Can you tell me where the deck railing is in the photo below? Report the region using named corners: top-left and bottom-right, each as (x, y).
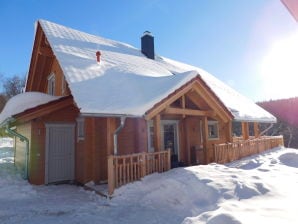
top-left (214, 136), bottom-right (284, 164)
top-left (108, 150), bottom-right (171, 195)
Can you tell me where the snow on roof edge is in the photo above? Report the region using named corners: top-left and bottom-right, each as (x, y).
top-left (0, 92), bottom-right (61, 126)
top-left (37, 19), bottom-right (277, 123)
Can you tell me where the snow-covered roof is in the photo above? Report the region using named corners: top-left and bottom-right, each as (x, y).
top-left (37, 19), bottom-right (275, 122)
top-left (0, 92), bottom-right (61, 125)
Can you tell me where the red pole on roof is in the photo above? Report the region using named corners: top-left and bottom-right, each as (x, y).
top-left (96, 51), bottom-right (101, 62)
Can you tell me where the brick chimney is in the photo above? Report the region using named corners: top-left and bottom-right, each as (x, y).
top-left (141, 31), bottom-right (155, 60)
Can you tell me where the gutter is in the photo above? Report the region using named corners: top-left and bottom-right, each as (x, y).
top-left (81, 112), bottom-right (141, 118)
top-left (113, 116), bottom-right (126, 155)
top-left (4, 119), bottom-right (30, 180)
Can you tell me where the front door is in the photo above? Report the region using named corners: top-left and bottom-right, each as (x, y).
top-left (45, 124), bottom-right (75, 184)
top-left (161, 121), bottom-right (179, 167)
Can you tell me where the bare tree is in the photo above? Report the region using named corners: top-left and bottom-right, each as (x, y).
top-left (0, 94), bottom-right (6, 112)
top-left (2, 75), bottom-right (25, 99)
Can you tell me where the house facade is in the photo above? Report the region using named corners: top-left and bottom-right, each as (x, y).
top-left (0, 20), bottom-right (278, 188)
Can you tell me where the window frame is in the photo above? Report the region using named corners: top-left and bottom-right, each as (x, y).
top-left (147, 120), bottom-right (155, 153)
top-left (76, 117), bottom-right (85, 141)
top-left (47, 73), bottom-right (55, 95)
top-left (208, 120), bottom-right (219, 140)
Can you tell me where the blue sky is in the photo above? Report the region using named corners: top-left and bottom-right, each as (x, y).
top-left (0, 0), bottom-right (297, 101)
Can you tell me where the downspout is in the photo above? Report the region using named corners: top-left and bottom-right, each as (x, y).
top-left (5, 121), bottom-right (30, 180)
top-left (259, 123), bottom-right (274, 137)
top-left (113, 116), bottom-right (126, 155)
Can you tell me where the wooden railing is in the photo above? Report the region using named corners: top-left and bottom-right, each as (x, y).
top-left (108, 150), bottom-right (171, 195)
top-left (214, 136), bottom-right (284, 164)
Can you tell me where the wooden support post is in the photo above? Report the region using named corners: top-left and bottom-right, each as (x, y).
top-left (241, 122), bottom-right (249, 140)
top-left (184, 118), bottom-right (190, 165)
top-left (254, 122), bottom-right (260, 138)
top-left (153, 114), bottom-right (161, 151)
top-left (182, 95), bottom-right (186, 118)
top-left (108, 155), bottom-right (115, 196)
top-left (202, 116), bottom-right (209, 164)
top-left (226, 121), bottom-right (233, 143)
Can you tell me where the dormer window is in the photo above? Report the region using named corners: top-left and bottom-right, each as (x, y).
top-left (47, 73), bottom-right (55, 95)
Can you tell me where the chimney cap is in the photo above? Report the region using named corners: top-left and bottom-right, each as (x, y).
top-left (142, 31), bottom-right (153, 37)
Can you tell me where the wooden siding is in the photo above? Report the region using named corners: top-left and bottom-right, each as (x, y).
top-left (30, 120), bottom-right (46, 184)
top-left (47, 59), bottom-right (71, 96)
top-left (181, 117), bottom-right (202, 165)
top-left (15, 123), bottom-right (31, 175)
top-left (76, 117), bottom-right (148, 185)
top-left (26, 22), bottom-right (70, 96)
top-left (118, 118), bottom-right (148, 155)
top-left (205, 120), bottom-right (231, 163)
top-left (19, 105), bottom-right (79, 185)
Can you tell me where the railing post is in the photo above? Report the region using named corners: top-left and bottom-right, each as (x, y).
top-left (167, 149), bottom-right (171, 170)
top-left (141, 153), bottom-right (146, 177)
top-left (108, 155), bottom-right (115, 196)
top-left (281, 136), bottom-right (284, 146)
top-left (214, 145), bottom-right (218, 163)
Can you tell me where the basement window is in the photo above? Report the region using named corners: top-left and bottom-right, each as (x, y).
top-left (47, 73), bottom-right (55, 95)
top-left (208, 120), bottom-right (219, 139)
top-left (77, 117), bottom-right (85, 141)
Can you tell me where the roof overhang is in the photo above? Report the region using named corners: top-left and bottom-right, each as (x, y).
top-left (13, 95), bottom-right (76, 123)
top-left (144, 75), bottom-right (233, 122)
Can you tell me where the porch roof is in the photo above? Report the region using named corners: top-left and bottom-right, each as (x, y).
top-left (31, 20), bottom-right (276, 123)
top-left (0, 92), bottom-right (61, 126)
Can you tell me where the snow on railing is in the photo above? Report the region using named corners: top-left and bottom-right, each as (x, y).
top-left (108, 150), bottom-right (171, 195)
top-left (214, 136), bottom-right (284, 164)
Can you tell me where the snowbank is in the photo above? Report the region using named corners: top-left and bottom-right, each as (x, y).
top-left (0, 145), bottom-right (297, 223)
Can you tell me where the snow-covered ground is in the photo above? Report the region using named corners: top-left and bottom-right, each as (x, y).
top-left (0, 138), bottom-right (297, 224)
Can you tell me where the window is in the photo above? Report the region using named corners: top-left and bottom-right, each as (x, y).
top-left (208, 120), bottom-right (219, 139)
top-left (147, 121), bottom-right (155, 152)
top-left (77, 117), bottom-right (85, 140)
top-left (47, 73), bottom-right (55, 95)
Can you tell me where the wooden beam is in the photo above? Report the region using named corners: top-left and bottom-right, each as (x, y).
top-left (254, 122), bottom-right (260, 138)
top-left (241, 122), bottom-right (249, 140)
top-left (186, 91), bottom-right (208, 110)
top-left (145, 84), bottom-right (194, 120)
top-left (226, 121), bottom-right (233, 142)
top-left (192, 83), bottom-right (231, 123)
top-left (26, 24), bottom-right (44, 91)
top-left (181, 95), bottom-right (186, 118)
top-left (164, 107), bottom-right (215, 117)
top-left (202, 116), bottom-right (209, 164)
top-left (153, 114), bottom-right (161, 151)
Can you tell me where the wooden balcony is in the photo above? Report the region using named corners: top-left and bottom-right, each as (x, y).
top-left (214, 136), bottom-right (284, 164)
top-left (108, 150), bottom-right (171, 195)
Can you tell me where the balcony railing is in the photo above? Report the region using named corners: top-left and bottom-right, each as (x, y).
top-left (108, 150), bottom-right (170, 195)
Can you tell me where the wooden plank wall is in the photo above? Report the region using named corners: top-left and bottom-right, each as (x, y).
top-left (28, 105), bottom-right (78, 185)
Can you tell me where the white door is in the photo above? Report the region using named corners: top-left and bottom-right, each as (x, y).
top-left (45, 124), bottom-right (75, 184)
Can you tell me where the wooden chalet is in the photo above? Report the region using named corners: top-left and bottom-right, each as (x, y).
top-left (0, 20), bottom-right (283, 195)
